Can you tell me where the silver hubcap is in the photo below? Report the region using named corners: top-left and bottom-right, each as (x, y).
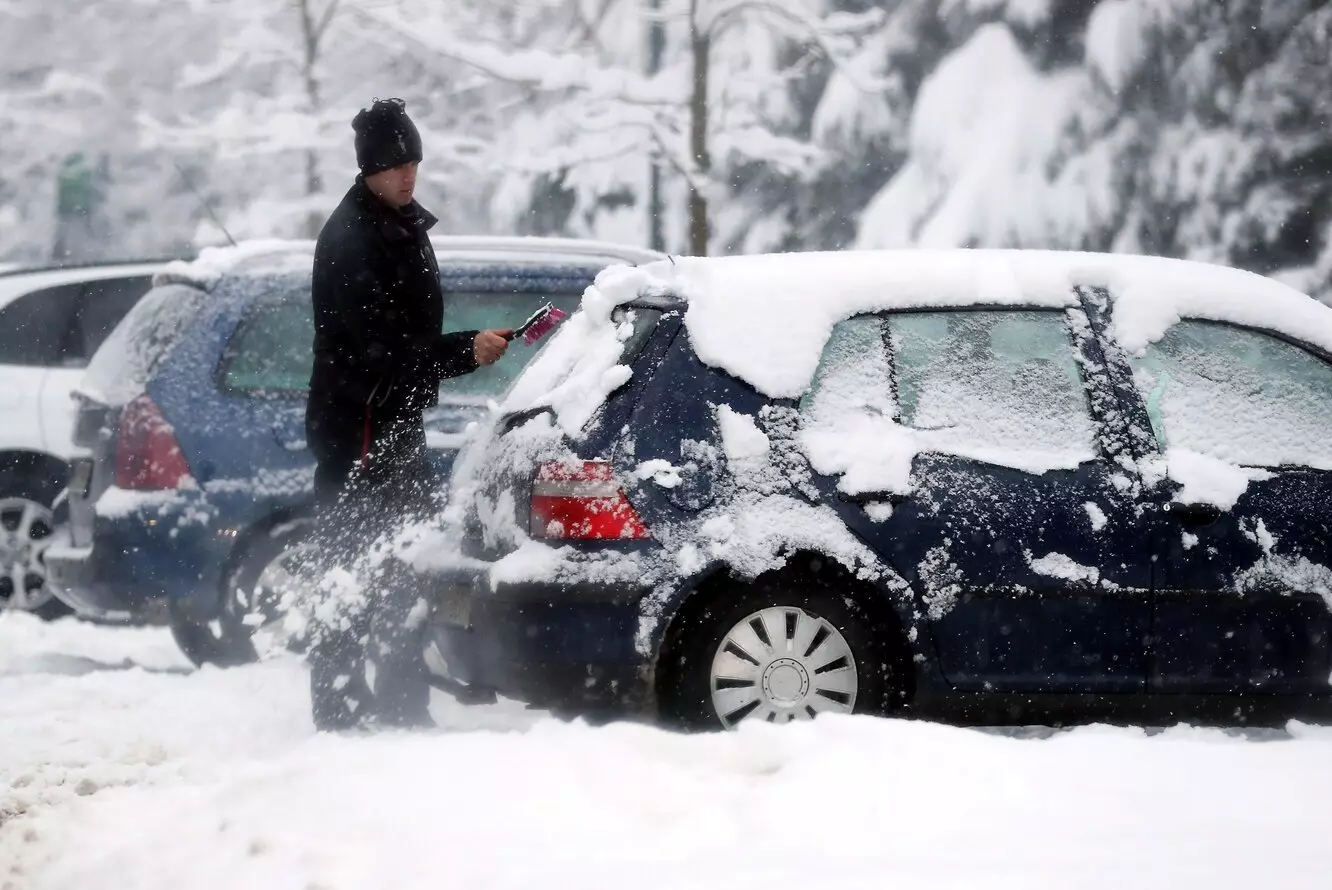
top-left (710, 605), bottom-right (858, 728)
top-left (238, 542), bottom-right (316, 655)
top-left (0, 497), bottom-right (56, 612)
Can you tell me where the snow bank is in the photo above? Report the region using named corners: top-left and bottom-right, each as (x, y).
top-left (8, 593), bottom-right (1332, 890)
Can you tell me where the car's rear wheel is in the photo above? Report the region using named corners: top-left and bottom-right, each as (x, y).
top-left (0, 472), bottom-right (72, 621)
top-left (169, 519), bottom-right (315, 667)
top-left (658, 575), bottom-right (902, 731)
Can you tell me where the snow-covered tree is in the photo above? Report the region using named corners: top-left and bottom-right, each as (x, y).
top-left (362, 0), bottom-right (881, 255)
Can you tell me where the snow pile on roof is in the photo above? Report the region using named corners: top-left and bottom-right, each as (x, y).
top-left (155, 238), bottom-right (314, 290)
top-left (593, 248), bottom-right (1319, 401)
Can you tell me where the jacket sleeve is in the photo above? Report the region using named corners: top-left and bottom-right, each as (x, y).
top-left (325, 240), bottom-right (475, 390)
top-left (437, 330), bottom-right (480, 380)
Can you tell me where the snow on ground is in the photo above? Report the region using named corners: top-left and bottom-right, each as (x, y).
top-left (5, 612), bottom-right (1332, 890)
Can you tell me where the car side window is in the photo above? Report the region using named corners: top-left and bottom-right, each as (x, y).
top-left (0, 283), bottom-right (83, 367)
top-left (1128, 320), bottom-right (1332, 468)
top-left (73, 276), bottom-right (153, 363)
top-left (799, 314), bottom-right (896, 425)
top-left (887, 310), bottom-right (1097, 462)
top-left (222, 301), bottom-right (314, 393)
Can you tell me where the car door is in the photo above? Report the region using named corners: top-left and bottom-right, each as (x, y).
top-left (217, 295), bottom-right (316, 476)
top-left (0, 283), bottom-right (82, 458)
top-left (1123, 318), bottom-right (1332, 694)
top-left (801, 304), bottom-right (1153, 693)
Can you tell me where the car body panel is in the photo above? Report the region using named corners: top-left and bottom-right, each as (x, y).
top-left (48, 243), bottom-right (664, 623)
top-left (426, 256), bottom-right (1332, 723)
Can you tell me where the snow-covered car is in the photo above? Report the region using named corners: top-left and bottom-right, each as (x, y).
top-left (44, 237), bottom-right (664, 666)
top-left (0, 260), bottom-right (166, 618)
top-left (419, 249), bottom-right (1332, 728)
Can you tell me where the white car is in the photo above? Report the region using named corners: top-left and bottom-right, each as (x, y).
top-left (0, 261), bottom-right (166, 617)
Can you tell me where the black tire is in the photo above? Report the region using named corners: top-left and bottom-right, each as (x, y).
top-left (169, 518), bottom-right (315, 668)
top-left (0, 466), bottom-right (73, 621)
top-left (657, 573), bottom-right (903, 731)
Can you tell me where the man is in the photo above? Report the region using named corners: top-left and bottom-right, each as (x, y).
top-left (303, 97), bottom-right (510, 731)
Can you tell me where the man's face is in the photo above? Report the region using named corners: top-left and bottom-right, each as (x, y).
top-left (365, 161), bottom-right (418, 208)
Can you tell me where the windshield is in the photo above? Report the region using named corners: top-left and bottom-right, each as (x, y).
top-left (438, 290), bottom-right (583, 398)
top-left (79, 283), bottom-right (206, 406)
top-left (218, 281), bottom-right (587, 400)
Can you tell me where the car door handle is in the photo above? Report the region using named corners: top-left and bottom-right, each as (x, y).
top-left (1169, 502), bottom-right (1222, 527)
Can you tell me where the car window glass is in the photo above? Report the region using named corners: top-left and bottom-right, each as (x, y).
top-left (0, 283), bottom-right (82, 367)
top-left (799, 315), bottom-right (896, 425)
top-left (223, 301), bottom-right (314, 392)
top-left (82, 284), bottom-right (206, 405)
top-left (888, 310), bottom-right (1097, 460)
top-left (1128, 320), bottom-right (1332, 468)
top-left (438, 291), bottom-right (583, 398)
top-left (74, 276), bottom-right (153, 363)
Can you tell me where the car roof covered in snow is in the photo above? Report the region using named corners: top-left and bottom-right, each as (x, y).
top-left (0, 259), bottom-right (170, 313)
top-left (598, 248), bottom-right (1331, 399)
top-left (153, 236), bottom-right (666, 292)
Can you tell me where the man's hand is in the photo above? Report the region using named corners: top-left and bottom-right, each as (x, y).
top-left (474, 329), bottom-right (512, 366)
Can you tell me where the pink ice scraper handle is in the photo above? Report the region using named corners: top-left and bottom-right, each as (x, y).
top-left (506, 302), bottom-right (567, 345)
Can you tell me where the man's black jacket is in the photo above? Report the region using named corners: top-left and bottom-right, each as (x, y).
top-left (306, 178), bottom-right (477, 467)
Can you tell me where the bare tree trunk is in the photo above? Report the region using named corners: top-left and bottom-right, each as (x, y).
top-left (646, 0), bottom-right (666, 252)
top-left (297, 0), bottom-right (330, 238)
top-left (688, 0), bottom-right (710, 256)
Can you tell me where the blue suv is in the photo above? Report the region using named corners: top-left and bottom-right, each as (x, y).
top-left (45, 237), bottom-right (663, 666)
top-left (423, 250), bottom-right (1332, 729)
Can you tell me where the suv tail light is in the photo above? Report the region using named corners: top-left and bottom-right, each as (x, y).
top-left (530, 460), bottom-right (650, 540)
top-left (115, 395), bottom-right (192, 491)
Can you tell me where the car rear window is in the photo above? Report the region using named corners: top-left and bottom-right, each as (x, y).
top-left (496, 303), bottom-right (664, 434)
top-left (79, 283), bottom-right (206, 406)
top-left (220, 288), bottom-right (587, 397)
top-left (439, 291), bottom-right (584, 397)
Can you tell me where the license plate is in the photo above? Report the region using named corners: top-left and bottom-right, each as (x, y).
top-left (70, 459), bottom-right (94, 498)
top-left (436, 589), bottom-right (473, 628)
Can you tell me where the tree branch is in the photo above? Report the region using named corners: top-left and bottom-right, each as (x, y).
top-left (313, 0), bottom-right (340, 46)
top-left (702, 0), bottom-right (885, 92)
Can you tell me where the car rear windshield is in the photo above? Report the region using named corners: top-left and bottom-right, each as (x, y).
top-left (221, 287), bottom-right (586, 399)
top-left (496, 303), bottom-right (664, 429)
top-left (79, 283), bottom-right (206, 406)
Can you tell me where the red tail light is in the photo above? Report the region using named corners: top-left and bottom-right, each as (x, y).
top-left (530, 460), bottom-right (650, 540)
top-left (115, 395), bottom-right (192, 491)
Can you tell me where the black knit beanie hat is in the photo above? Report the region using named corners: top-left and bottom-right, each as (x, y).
top-left (353, 98), bottom-right (423, 176)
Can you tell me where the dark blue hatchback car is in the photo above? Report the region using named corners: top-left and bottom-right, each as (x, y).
top-left (419, 249), bottom-right (1332, 729)
top-left (45, 237), bottom-right (663, 665)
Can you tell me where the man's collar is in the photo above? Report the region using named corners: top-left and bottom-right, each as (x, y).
top-left (353, 176), bottom-right (437, 241)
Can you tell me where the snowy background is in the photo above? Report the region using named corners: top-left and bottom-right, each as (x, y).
top-left (5, 611), bottom-right (1332, 889)
top-left (2, 0), bottom-right (1330, 301)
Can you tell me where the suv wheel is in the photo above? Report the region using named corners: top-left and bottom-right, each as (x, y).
top-left (0, 473), bottom-right (72, 621)
top-left (169, 519), bottom-right (315, 667)
top-left (659, 578), bottom-right (897, 730)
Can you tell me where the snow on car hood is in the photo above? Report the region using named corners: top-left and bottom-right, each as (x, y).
top-left (583, 248), bottom-right (1324, 401)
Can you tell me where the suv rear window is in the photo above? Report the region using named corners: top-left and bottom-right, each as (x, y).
top-left (220, 289), bottom-right (587, 397)
top-left (497, 304), bottom-right (664, 433)
top-left (80, 283), bottom-right (206, 405)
